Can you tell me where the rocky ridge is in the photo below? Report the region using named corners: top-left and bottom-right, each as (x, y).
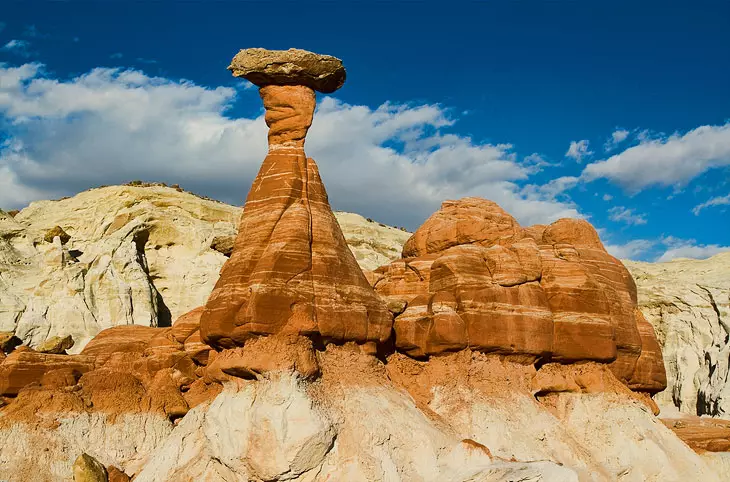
top-left (0, 186), bottom-right (407, 354)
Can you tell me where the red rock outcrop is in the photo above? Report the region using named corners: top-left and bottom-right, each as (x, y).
top-left (374, 197), bottom-right (666, 393)
top-left (0, 307), bottom-right (220, 423)
top-left (0, 347), bottom-right (95, 396)
top-left (200, 50), bottom-right (391, 351)
top-left (663, 417), bottom-right (730, 453)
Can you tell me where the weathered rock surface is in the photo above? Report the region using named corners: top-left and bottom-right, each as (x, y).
top-left (200, 62), bottom-right (391, 350)
top-left (3, 346), bottom-right (719, 481)
top-left (334, 211), bottom-right (411, 271)
top-left (229, 48), bottom-right (346, 93)
top-left (0, 186), bottom-right (404, 353)
top-left (375, 197), bottom-right (666, 394)
top-left (73, 453), bottom-right (108, 482)
top-left (37, 334), bottom-right (74, 354)
top-left (625, 252), bottom-right (730, 417)
top-left (663, 416), bottom-right (730, 453)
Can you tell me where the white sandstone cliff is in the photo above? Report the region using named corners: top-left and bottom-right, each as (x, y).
top-left (625, 253), bottom-right (730, 417)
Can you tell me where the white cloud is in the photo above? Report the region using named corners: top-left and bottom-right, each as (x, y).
top-left (608, 206), bottom-right (647, 225)
top-left (583, 123), bottom-right (730, 191)
top-left (657, 238), bottom-right (730, 262)
top-left (693, 193), bottom-right (730, 215)
top-left (0, 62), bottom-right (580, 229)
top-left (602, 194), bottom-right (613, 201)
top-left (522, 176), bottom-right (580, 200)
top-left (565, 139), bottom-right (592, 162)
top-left (522, 153), bottom-right (554, 173)
top-left (605, 239), bottom-right (655, 260)
top-left (604, 128), bottom-right (629, 151)
top-left (1, 40), bottom-right (31, 57)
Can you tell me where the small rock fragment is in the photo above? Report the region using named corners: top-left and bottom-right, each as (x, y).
top-left (37, 335), bottom-right (75, 354)
top-left (210, 235), bottom-right (235, 257)
top-left (73, 453), bottom-right (108, 482)
top-left (44, 225), bottom-right (71, 244)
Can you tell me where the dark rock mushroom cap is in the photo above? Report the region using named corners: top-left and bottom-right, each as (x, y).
top-left (228, 48), bottom-right (346, 93)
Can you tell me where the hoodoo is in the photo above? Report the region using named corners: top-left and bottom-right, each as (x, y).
top-left (200, 48), bottom-right (392, 353)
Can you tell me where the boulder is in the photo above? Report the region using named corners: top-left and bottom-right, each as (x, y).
top-left (43, 225), bottom-right (71, 244)
top-left (72, 453), bottom-right (108, 482)
top-left (36, 334), bottom-right (74, 354)
top-left (228, 47), bottom-right (346, 93)
top-left (107, 466), bottom-right (130, 482)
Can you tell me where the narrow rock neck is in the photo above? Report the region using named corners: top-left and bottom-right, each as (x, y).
top-left (260, 85), bottom-right (316, 150)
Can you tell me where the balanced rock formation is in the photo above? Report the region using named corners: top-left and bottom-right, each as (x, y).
top-left (373, 197), bottom-right (667, 393)
top-left (200, 48), bottom-right (391, 351)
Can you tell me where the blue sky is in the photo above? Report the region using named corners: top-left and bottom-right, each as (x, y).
top-left (0, 1), bottom-right (728, 261)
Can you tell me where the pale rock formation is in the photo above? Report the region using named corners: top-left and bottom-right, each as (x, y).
top-left (135, 368), bottom-right (578, 482)
top-left (625, 252), bottom-right (730, 417)
top-left (333, 211), bottom-right (410, 271)
top-left (0, 412), bottom-right (172, 481)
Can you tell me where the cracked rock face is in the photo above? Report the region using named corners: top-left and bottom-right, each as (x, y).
top-left (228, 48), bottom-right (346, 93)
top-left (625, 253), bottom-right (730, 417)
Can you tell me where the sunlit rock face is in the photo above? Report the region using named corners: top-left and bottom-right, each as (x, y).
top-left (374, 197), bottom-right (667, 394)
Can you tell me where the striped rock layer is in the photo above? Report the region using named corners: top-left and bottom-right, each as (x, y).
top-left (200, 85), bottom-right (392, 350)
top-left (373, 197), bottom-right (667, 393)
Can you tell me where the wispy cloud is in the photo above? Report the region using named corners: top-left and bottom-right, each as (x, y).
top-left (565, 139), bottom-right (592, 162)
top-left (136, 57), bottom-right (158, 64)
top-left (604, 128), bottom-right (629, 151)
top-left (693, 193), bottom-right (730, 215)
top-left (608, 206), bottom-right (647, 225)
top-left (0, 22), bottom-right (6, 33)
top-left (0, 39), bottom-right (32, 58)
top-left (110, 52), bottom-right (123, 59)
top-left (602, 194), bottom-right (613, 201)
